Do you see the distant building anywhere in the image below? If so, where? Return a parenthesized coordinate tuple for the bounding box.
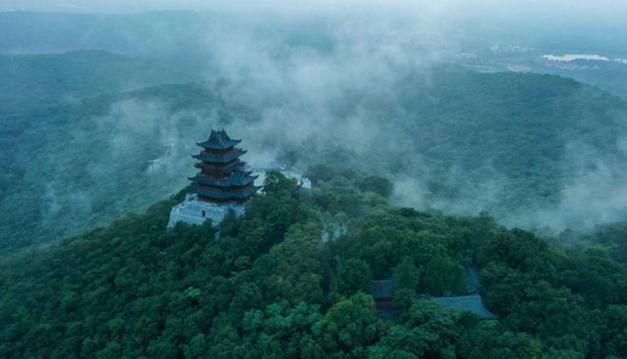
(369, 266, 496, 320)
(431, 295, 495, 319)
(167, 129, 260, 229)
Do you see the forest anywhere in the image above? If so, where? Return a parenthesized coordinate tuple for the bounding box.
(4, 56, 627, 252)
(2, 171, 626, 358)
(3, 7, 627, 359)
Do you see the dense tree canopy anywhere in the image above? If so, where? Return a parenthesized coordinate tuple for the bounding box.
(2, 172, 627, 358)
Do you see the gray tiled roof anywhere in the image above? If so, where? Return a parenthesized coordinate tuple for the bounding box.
(368, 266, 496, 320)
(189, 170, 256, 187)
(197, 129, 241, 150)
(189, 185, 260, 200)
(192, 148, 246, 164)
(370, 279, 395, 299)
(431, 294, 496, 319)
(465, 266, 481, 294)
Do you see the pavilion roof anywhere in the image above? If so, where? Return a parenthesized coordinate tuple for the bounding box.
(197, 129, 241, 150)
(189, 185, 260, 200)
(431, 295, 496, 319)
(192, 148, 246, 164)
(189, 170, 256, 187)
(370, 279, 395, 300)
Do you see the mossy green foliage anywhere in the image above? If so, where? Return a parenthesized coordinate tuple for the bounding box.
(2, 172, 627, 358)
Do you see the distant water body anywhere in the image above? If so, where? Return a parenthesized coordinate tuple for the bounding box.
(541, 54, 627, 65)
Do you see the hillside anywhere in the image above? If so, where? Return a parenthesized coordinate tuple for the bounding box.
(1, 172, 626, 358)
(391, 68, 627, 223)
(0, 50, 198, 115)
(5, 6, 627, 359)
(3, 64, 627, 251)
(0, 82, 225, 251)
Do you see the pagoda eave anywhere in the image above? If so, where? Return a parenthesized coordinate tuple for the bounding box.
(192, 149, 246, 164)
(189, 186, 260, 200)
(196, 138, 241, 150)
(188, 174, 256, 187)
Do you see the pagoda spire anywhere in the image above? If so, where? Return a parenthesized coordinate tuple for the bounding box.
(188, 129, 260, 203)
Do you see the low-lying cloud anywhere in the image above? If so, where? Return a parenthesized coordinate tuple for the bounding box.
(7, 2, 627, 246)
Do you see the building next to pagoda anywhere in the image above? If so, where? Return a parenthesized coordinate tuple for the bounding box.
(167, 129, 260, 228)
(369, 266, 496, 321)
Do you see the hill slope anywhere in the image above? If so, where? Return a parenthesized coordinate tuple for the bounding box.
(1, 172, 626, 358)
(0, 50, 198, 116)
(0, 82, 226, 250)
(4, 64, 627, 250)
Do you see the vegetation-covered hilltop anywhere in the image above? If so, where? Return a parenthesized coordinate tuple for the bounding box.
(4, 8, 627, 359)
(1, 172, 626, 358)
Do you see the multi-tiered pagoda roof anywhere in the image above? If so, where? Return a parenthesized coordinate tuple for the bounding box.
(188, 129, 260, 203)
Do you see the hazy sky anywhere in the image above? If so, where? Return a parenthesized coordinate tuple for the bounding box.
(1, 0, 627, 16)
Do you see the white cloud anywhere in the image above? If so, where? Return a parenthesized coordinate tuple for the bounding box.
(541, 54, 610, 62)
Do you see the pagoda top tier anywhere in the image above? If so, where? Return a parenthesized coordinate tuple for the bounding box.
(197, 129, 241, 150)
(192, 148, 247, 164)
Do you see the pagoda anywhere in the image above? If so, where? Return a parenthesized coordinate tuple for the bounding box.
(188, 129, 260, 203)
(167, 129, 260, 228)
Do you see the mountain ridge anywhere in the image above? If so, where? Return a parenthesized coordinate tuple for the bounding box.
(3, 63, 627, 251)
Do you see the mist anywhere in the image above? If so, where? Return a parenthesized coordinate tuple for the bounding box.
(3, 0, 627, 251)
(5, 5, 627, 358)
(92, 9, 627, 232)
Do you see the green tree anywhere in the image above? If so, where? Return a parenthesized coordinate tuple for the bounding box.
(457, 321, 543, 359)
(313, 292, 383, 357)
(370, 300, 462, 358)
(357, 176, 393, 197)
(394, 256, 419, 291)
(252, 222, 328, 306)
(337, 258, 372, 296)
(420, 254, 465, 295)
